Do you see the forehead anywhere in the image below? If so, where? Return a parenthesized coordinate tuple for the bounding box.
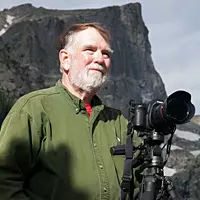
(73, 27, 110, 48)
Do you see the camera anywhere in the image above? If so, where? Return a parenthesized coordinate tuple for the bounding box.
(131, 90, 195, 133)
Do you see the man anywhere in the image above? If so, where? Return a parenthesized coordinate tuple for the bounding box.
(0, 22, 141, 200)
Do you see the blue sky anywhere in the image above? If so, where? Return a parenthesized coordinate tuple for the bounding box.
(1, 0, 200, 114)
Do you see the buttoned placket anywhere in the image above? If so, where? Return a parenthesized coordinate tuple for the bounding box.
(92, 137, 109, 199)
(87, 103, 110, 199)
(89, 107, 109, 199)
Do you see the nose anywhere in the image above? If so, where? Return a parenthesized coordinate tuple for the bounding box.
(93, 50, 104, 64)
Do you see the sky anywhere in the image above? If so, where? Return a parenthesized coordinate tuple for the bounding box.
(0, 0, 200, 114)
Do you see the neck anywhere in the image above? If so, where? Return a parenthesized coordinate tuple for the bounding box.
(61, 77, 95, 104)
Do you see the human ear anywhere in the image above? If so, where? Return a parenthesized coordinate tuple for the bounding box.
(59, 49, 71, 72)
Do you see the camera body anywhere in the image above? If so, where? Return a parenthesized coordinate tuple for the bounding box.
(130, 90, 195, 134)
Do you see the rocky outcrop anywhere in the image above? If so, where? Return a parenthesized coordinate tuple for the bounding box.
(0, 3, 166, 118)
(191, 115, 200, 125)
(172, 156, 200, 200)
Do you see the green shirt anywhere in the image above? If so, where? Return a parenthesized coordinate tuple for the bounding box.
(0, 81, 141, 200)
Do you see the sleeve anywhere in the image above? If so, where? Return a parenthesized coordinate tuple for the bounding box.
(0, 111, 41, 200)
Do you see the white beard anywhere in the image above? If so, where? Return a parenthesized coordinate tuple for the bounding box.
(70, 64, 108, 93)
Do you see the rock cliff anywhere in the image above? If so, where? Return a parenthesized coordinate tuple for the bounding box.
(0, 3, 166, 118)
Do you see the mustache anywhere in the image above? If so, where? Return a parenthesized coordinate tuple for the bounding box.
(88, 64, 107, 74)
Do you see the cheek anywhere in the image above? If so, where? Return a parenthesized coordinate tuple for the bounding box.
(80, 53, 94, 64)
(105, 59, 111, 70)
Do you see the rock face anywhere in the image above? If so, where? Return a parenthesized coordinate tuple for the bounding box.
(0, 3, 200, 200)
(172, 156, 200, 200)
(191, 115, 200, 125)
(0, 3, 166, 118)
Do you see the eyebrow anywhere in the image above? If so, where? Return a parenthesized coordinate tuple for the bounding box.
(106, 47, 114, 54)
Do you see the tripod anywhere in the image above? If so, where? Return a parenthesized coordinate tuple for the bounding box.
(111, 90, 195, 200)
(138, 131, 179, 200)
(111, 127, 180, 200)
(110, 102, 185, 200)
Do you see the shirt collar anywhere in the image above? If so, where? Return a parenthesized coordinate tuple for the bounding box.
(55, 80, 104, 112)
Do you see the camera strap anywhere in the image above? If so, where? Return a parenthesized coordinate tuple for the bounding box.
(120, 120, 134, 200)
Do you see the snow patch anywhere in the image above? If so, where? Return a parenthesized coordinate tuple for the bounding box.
(0, 15, 15, 36)
(6, 15, 15, 25)
(175, 129, 200, 141)
(164, 166, 177, 176)
(0, 28, 6, 36)
(190, 150, 200, 157)
(171, 145, 183, 150)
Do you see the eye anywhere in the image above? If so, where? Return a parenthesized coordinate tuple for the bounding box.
(102, 51, 111, 58)
(86, 48, 94, 51)
(84, 47, 96, 54)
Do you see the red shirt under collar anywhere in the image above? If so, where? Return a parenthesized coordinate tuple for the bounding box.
(85, 104, 92, 116)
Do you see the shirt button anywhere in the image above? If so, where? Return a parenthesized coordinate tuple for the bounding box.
(99, 165, 103, 169)
(75, 108, 79, 113)
(103, 187, 107, 192)
(94, 143, 97, 147)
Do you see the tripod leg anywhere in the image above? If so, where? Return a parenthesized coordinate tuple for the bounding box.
(139, 176, 156, 200)
(165, 178, 179, 200)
